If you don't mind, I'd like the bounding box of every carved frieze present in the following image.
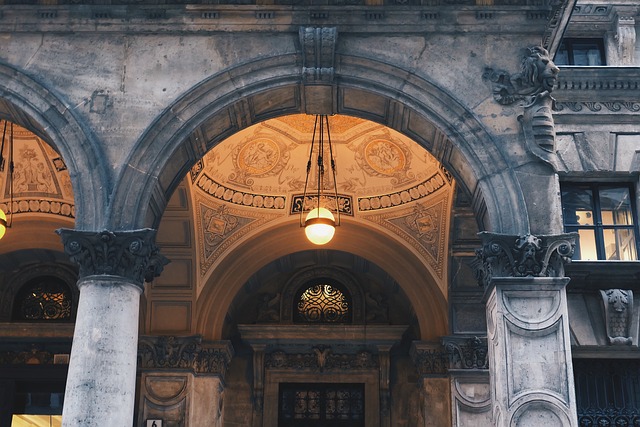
[600,289,634,346]
[475,232,576,289]
[138,336,234,378]
[57,228,168,288]
[410,344,448,376]
[264,347,378,371]
[443,336,489,370]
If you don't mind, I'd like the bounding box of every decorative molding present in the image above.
[600,289,634,346]
[299,27,337,84]
[541,0,577,55]
[290,193,353,216]
[474,232,576,289]
[56,228,168,288]
[443,336,489,370]
[410,342,448,376]
[138,336,234,378]
[358,172,447,212]
[194,172,287,210]
[556,101,640,113]
[264,347,379,371]
[616,16,636,65]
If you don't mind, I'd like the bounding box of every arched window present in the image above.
[294,280,352,323]
[12,276,73,322]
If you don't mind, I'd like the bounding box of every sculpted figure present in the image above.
[484,46,559,106]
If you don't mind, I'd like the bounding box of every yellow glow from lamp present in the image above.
[0,209,6,240]
[304,207,336,245]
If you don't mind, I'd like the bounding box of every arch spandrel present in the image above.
[0,63,109,230]
[114,53,529,235]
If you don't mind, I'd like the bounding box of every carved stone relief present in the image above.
[484,47,562,167]
[600,289,634,345]
[615,16,636,65]
[57,228,168,287]
[475,232,576,289]
[138,335,234,378]
[299,27,337,84]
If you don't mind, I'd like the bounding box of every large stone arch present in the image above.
[195,216,449,341]
[112,53,529,234]
[0,62,109,230]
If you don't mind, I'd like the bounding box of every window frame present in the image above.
[561,182,640,261]
[555,38,606,66]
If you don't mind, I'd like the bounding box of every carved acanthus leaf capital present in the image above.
[474,232,576,288]
[442,336,489,370]
[57,228,168,288]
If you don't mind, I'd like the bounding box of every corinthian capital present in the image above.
[474,232,576,288]
[57,228,169,288]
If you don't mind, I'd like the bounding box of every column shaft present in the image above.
[62,277,141,426]
[487,277,577,426]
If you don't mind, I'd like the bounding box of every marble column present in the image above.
[476,232,578,427]
[57,229,167,427]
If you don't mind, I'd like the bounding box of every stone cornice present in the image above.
[0,5,552,34]
[554,67,640,103]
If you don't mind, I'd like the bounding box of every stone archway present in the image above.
[111,53,529,235]
[0,63,109,230]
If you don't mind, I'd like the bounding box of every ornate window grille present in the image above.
[279,382,364,426]
[12,276,73,321]
[574,359,640,426]
[294,281,351,323]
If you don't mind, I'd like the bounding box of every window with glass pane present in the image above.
[561,184,639,260]
[555,38,606,66]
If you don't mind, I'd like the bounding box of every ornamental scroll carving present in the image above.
[56,228,169,288]
[600,289,634,346]
[474,232,576,289]
[484,47,562,167]
[138,336,234,378]
[411,338,489,376]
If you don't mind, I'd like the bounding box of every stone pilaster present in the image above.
[476,232,578,427]
[57,229,167,427]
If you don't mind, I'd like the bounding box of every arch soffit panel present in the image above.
[0,62,109,230]
[114,53,528,234]
[195,218,448,341]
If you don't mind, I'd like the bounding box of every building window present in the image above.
[12,276,73,322]
[561,183,639,260]
[279,383,364,426]
[294,281,351,323]
[555,38,606,65]
[574,359,640,425]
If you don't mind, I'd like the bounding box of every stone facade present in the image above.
[0,1,638,426]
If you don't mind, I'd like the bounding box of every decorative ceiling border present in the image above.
[193,171,287,210]
[357,171,448,212]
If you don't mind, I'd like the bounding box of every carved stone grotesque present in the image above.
[600,289,634,345]
[475,232,576,289]
[484,47,562,163]
[484,46,559,106]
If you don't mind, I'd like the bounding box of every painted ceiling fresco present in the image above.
[191,115,454,281]
[0,121,74,221]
